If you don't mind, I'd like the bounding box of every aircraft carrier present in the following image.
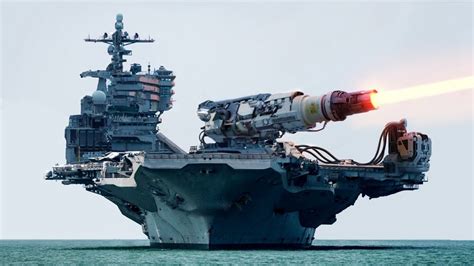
[46,14,432,249]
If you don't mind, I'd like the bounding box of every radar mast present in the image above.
[84,13,154,73]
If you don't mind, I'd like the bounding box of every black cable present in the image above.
[354,126,389,165]
[199,130,207,145]
[369,121,400,164]
[297,145,341,163]
[364,127,388,164]
[311,146,341,162]
[296,122,399,165]
[300,148,336,164]
[301,148,339,163]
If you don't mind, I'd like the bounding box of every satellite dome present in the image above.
[92,90,107,105]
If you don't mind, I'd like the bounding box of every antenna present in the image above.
[84,14,155,73]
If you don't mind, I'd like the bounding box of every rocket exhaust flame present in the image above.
[370,76,474,108]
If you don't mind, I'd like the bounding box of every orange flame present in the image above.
[370,92,380,109]
[370,76,474,107]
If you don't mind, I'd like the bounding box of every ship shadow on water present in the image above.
[305,245,422,251]
[66,245,424,251]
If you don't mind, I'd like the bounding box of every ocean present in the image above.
[0,240,472,264]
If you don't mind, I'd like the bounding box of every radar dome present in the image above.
[92,90,107,105]
[115,14,124,30]
[107,45,115,55]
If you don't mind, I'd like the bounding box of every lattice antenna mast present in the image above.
[84,14,154,73]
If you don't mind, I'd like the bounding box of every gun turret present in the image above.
[197,89,378,144]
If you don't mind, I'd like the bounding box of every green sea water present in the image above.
[0,240,472,264]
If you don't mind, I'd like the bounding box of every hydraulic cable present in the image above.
[296,121,400,165]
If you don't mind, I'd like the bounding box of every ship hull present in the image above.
[140,164,315,249]
[112,153,352,249]
[87,151,414,249]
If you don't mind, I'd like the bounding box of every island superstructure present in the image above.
[46,14,432,249]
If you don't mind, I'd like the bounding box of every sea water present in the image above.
[1,240,472,264]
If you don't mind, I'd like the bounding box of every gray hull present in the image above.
[141,165,315,249]
[94,153,363,249]
[51,150,427,249]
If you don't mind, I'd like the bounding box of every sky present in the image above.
[0,1,472,240]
